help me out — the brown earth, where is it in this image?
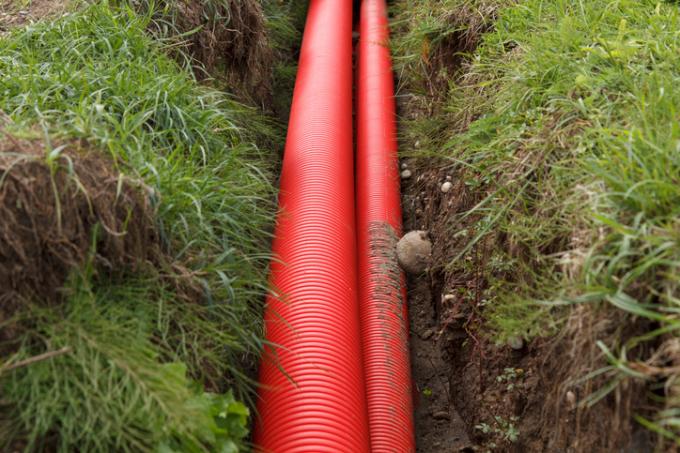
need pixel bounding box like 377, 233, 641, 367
401, 159, 654, 452
0, 128, 158, 308
141, 0, 273, 104
0, 0, 67, 32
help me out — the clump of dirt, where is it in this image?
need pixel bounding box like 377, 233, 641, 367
0, 0, 67, 32
0, 130, 158, 307
142, 0, 273, 103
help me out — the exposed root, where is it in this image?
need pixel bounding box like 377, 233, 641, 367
535, 305, 651, 451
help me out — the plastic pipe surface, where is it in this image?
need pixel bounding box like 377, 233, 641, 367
357, 0, 416, 451
253, 1, 370, 452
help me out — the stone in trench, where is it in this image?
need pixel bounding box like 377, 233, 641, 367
396, 230, 432, 274
566, 390, 577, 410
420, 329, 434, 340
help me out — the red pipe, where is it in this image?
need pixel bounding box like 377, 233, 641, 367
253, 1, 370, 452
357, 0, 416, 451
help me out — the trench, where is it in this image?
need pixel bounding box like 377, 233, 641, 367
254, 1, 415, 451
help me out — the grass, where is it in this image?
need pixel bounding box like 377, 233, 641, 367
262, 0, 307, 120
124, 0, 306, 113
0, 2, 281, 450
2, 271, 249, 452
392, 0, 501, 94
393, 0, 680, 446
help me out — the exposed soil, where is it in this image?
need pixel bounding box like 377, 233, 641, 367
0, 129, 158, 307
141, 0, 273, 104
0, 0, 67, 32
408, 268, 472, 452
401, 159, 654, 452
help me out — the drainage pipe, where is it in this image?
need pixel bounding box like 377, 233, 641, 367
253, 1, 370, 451
357, 0, 416, 451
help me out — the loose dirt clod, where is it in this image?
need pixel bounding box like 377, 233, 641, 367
397, 230, 432, 274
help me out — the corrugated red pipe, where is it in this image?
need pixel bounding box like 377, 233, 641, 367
253, 1, 370, 452
357, 0, 416, 451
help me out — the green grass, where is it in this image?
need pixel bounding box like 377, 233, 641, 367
0, 2, 279, 450
393, 0, 680, 445
2, 271, 249, 452
262, 0, 307, 120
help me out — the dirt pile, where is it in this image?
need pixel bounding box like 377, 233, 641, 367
0, 130, 158, 306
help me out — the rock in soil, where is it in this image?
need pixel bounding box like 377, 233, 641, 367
420, 329, 434, 340
508, 336, 525, 350
397, 230, 432, 274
